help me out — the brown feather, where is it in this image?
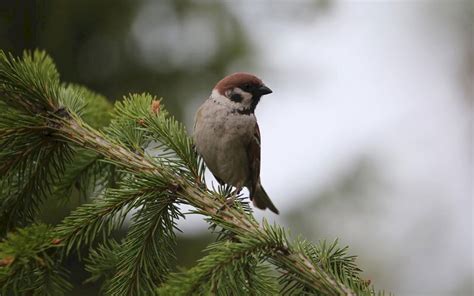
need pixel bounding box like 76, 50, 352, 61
247, 122, 261, 197
214, 72, 263, 94
247, 121, 280, 214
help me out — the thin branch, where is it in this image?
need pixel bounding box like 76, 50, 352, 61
55, 116, 356, 295
0, 50, 380, 295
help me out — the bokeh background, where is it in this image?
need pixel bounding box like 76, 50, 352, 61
1, 0, 472, 295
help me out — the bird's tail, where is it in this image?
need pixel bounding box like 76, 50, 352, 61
252, 183, 279, 214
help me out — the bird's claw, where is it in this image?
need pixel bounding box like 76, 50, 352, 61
217, 196, 237, 213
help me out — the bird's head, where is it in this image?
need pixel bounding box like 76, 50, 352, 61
212, 72, 272, 113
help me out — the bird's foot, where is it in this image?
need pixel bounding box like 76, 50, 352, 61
217, 196, 236, 213
217, 188, 241, 213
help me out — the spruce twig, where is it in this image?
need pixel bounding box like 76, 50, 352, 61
52, 77, 358, 296
0, 50, 385, 295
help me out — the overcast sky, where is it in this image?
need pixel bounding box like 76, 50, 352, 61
175, 1, 473, 295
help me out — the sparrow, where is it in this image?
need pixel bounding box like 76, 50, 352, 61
193, 72, 279, 214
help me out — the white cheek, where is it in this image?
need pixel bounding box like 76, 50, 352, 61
233, 88, 253, 107
211, 89, 240, 109
211, 88, 253, 110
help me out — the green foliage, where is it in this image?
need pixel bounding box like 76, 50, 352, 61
106, 94, 154, 152
0, 50, 386, 295
0, 50, 60, 114
0, 51, 67, 232
65, 84, 113, 129
56, 174, 167, 255
0, 50, 115, 233
105, 197, 182, 295
157, 232, 279, 295
51, 149, 111, 202
0, 224, 71, 295
51, 85, 114, 202
84, 240, 121, 293
0, 123, 74, 232
108, 93, 204, 180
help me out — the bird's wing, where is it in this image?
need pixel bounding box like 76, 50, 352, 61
247, 122, 261, 196
193, 101, 205, 131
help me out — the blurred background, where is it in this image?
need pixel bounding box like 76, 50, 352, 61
0, 0, 472, 295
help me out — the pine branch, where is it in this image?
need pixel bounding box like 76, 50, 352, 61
51, 85, 114, 202
84, 240, 121, 293
157, 233, 279, 295
0, 50, 60, 114
51, 149, 110, 202
56, 175, 166, 255
0, 134, 73, 234
53, 78, 364, 296
104, 196, 182, 295
0, 52, 113, 233
0, 224, 71, 296
0, 50, 385, 295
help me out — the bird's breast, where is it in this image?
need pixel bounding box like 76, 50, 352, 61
193, 100, 256, 186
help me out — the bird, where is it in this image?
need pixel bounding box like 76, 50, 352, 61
193, 72, 279, 214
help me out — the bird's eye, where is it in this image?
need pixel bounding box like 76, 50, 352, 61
243, 83, 251, 90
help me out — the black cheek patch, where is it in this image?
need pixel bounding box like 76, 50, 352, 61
230, 93, 243, 102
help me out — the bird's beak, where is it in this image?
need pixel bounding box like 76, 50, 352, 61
257, 85, 273, 96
